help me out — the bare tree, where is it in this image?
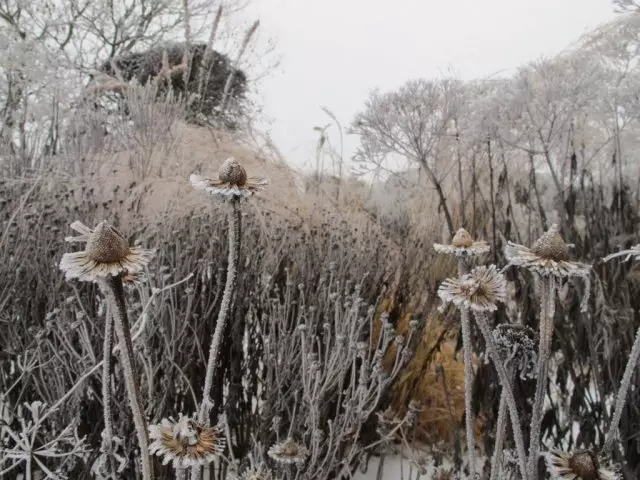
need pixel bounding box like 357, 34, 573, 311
351, 78, 463, 237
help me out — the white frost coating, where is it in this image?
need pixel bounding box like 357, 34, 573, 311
198, 199, 241, 424
100, 278, 154, 480
527, 277, 556, 480
474, 311, 529, 480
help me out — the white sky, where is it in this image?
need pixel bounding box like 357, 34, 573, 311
245, 0, 618, 172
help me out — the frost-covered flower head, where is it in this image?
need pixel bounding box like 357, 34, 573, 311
234, 466, 274, 480
545, 450, 619, 480
438, 265, 507, 312
434, 228, 490, 257
59, 220, 154, 282
190, 157, 268, 198
149, 415, 225, 468
267, 437, 309, 465
493, 324, 538, 380
505, 224, 590, 279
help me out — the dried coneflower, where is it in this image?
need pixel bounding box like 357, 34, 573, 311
438, 264, 508, 313
438, 264, 528, 480
505, 224, 589, 281
545, 450, 619, 480
493, 324, 538, 381
267, 437, 309, 465
190, 157, 267, 198
435, 233, 496, 479
149, 415, 225, 468
434, 227, 490, 257
59, 220, 155, 480
437, 264, 508, 478
60, 220, 154, 281
505, 225, 591, 480
234, 466, 274, 480
191, 157, 267, 480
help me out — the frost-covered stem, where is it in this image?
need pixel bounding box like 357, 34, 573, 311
460, 308, 477, 477
100, 276, 154, 480
176, 467, 186, 480
490, 368, 515, 480
457, 259, 476, 477
527, 277, 555, 480
474, 312, 529, 480
604, 323, 640, 453
197, 198, 241, 424
101, 302, 115, 471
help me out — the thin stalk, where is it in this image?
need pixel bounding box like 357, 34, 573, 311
457, 258, 476, 477
460, 308, 476, 477
198, 198, 241, 423
474, 312, 529, 480
101, 301, 115, 473
603, 323, 640, 453
193, 199, 241, 480
527, 277, 555, 480
490, 368, 515, 480
100, 275, 154, 480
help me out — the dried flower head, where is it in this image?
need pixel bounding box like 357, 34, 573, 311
148, 415, 225, 468
546, 450, 619, 480
59, 221, 154, 282
505, 224, 590, 279
438, 265, 507, 312
493, 324, 538, 380
190, 157, 267, 198
434, 228, 490, 257
235, 466, 274, 480
267, 437, 309, 465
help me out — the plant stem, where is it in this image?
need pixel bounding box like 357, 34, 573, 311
474, 311, 529, 480
527, 277, 555, 480
603, 323, 640, 453
101, 301, 115, 473
490, 368, 515, 480
457, 259, 476, 477
460, 308, 477, 478
193, 199, 241, 480
100, 275, 154, 480
198, 198, 241, 423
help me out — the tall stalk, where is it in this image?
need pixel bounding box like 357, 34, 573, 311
489, 369, 515, 480
474, 312, 529, 480
99, 275, 154, 480
101, 302, 116, 474
193, 199, 241, 480
527, 277, 556, 479
603, 324, 640, 453
457, 259, 476, 478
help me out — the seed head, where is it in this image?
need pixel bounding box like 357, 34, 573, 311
267, 437, 309, 465
493, 324, 538, 379
531, 224, 569, 261
149, 415, 225, 468
438, 265, 507, 312
218, 158, 248, 186
451, 228, 474, 248
546, 450, 619, 480
86, 221, 130, 263
60, 220, 154, 282
434, 228, 490, 257
190, 157, 267, 199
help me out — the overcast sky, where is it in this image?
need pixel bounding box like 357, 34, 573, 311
245, 0, 618, 172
